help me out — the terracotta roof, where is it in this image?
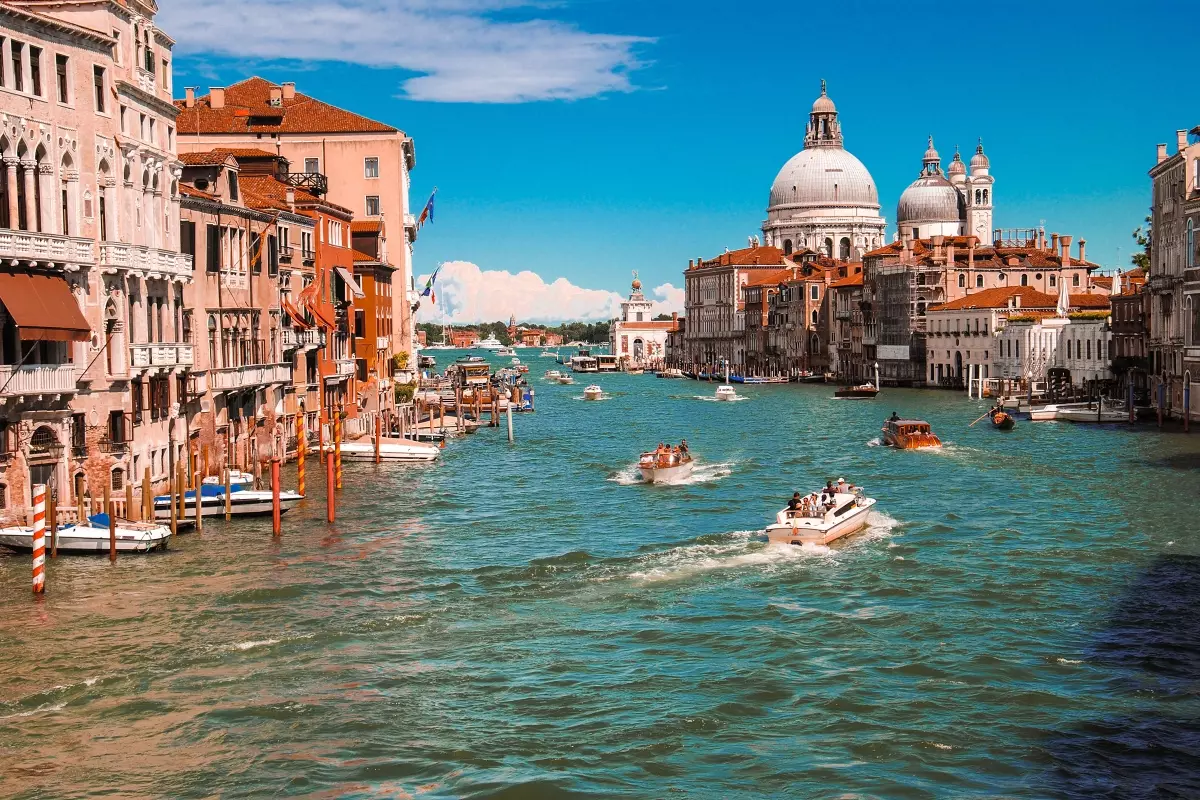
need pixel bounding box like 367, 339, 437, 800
929, 286, 1058, 312
1069, 293, 1111, 309
742, 268, 795, 288
179, 183, 216, 200
175, 77, 398, 135
238, 175, 354, 217
863, 238, 1105, 272
352, 250, 377, 263
179, 151, 235, 166
693, 245, 788, 269
351, 220, 383, 234
830, 273, 864, 288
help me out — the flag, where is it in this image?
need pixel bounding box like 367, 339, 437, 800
417, 188, 437, 229
430, 290, 436, 306
421, 266, 440, 297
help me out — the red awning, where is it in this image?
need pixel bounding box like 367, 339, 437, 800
0, 272, 90, 342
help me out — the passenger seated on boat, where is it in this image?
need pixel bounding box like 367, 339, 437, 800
679, 440, 689, 455
787, 492, 802, 511
836, 478, 847, 493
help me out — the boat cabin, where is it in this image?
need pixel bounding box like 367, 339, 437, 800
596, 355, 618, 371
455, 362, 492, 387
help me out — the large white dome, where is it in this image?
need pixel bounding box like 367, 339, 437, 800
897, 174, 964, 225
768, 147, 879, 211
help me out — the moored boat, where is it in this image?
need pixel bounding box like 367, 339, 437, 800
657, 368, 684, 379
881, 417, 941, 449
0, 514, 172, 554
1057, 403, 1129, 424
584, 385, 604, 400
715, 385, 738, 401
835, 382, 879, 399
558, 374, 575, 385
338, 438, 441, 462
637, 448, 694, 484
154, 483, 303, 520
765, 488, 876, 546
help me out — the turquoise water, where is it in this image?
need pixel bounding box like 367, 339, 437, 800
3, 350, 1199, 799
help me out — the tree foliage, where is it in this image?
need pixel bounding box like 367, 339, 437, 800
1131, 214, 1151, 271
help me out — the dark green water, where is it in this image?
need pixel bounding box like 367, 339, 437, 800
3, 355, 1199, 799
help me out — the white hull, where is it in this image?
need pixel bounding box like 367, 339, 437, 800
1057, 407, 1128, 423
766, 497, 876, 546
153, 491, 303, 520
1028, 406, 1060, 421
0, 523, 171, 554
638, 461, 694, 484
715, 386, 737, 401
337, 440, 440, 462
584, 387, 603, 400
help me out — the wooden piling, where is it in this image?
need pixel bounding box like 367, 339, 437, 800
49, 490, 57, 560
32, 484, 46, 593
142, 467, 153, 522
105, 482, 116, 562
76, 489, 85, 529
506, 398, 514, 443
297, 412, 307, 497
271, 456, 281, 537
326, 451, 336, 523
224, 466, 232, 521
125, 481, 135, 522
334, 404, 343, 491
202, 444, 210, 485
374, 414, 381, 463
169, 467, 178, 539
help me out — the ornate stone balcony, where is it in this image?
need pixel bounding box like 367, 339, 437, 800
99, 243, 193, 282
324, 358, 356, 383
209, 363, 293, 391
282, 328, 325, 351
0, 229, 94, 270
129, 343, 195, 372
0, 363, 79, 398
376, 335, 389, 351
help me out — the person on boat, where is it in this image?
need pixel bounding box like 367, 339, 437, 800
679, 439, 689, 456
787, 492, 802, 512
889, 411, 900, 422
836, 478, 847, 494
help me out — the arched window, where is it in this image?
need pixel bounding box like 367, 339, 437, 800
1187, 219, 1194, 269
1021, 274, 1029, 286
976, 274, 984, 288
823, 237, 833, 257
810, 309, 818, 326
111, 467, 124, 491
208, 314, 218, 367
975, 189, 981, 203
783, 239, 792, 256
982, 189, 989, 204
839, 237, 851, 260
958, 274, 966, 288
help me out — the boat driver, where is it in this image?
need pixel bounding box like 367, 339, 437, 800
787, 492, 802, 512
889, 411, 900, 422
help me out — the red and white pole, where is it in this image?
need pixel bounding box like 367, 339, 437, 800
32, 484, 46, 595
271, 456, 282, 537
326, 451, 336, 523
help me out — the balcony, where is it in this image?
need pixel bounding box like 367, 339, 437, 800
129, 343, 195, 371
302, 249, 315, 266
324, 358, 356, 383
282, 327, 325, 351
0, 229, 94, 269
376, 335, 389, 351
209, 363, 293, 391
100, 243, 193, 282
284, 171, 328, 197
279, 245, 295, 263
0, 363, 79, 398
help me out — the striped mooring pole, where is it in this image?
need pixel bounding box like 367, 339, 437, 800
297, 410, 306, 497
334, 404, 343, 491
32, 484, 47, 595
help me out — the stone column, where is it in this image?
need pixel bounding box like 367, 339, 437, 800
4, 159, 20, 228
21, 161, 37, 232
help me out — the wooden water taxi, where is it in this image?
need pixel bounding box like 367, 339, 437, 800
638, 448, 694, 484
881, 417, 941, 449
835, 382, 879, 399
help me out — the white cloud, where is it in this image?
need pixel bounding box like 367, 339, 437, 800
160, 0, 653, 103
415, 261, 682, 324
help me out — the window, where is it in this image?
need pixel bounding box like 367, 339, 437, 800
162, 59, 170, 90
810, 285, 819, 302
365, 196, 380, 216
109, 409, 126, 445
143, 29, 154, 73
1188, 219, 1194, 269
250, 231, 262, 273
364, 157, 379, 178
304, 158, 319, 174
180, 220, 196, 258
1020, 274, 1028, 286
0, 38, 5, 88
227, 170, 239, 201
1049, 274, 1057, 288
29, 46, 42, 96
131, 378, 144, 424
93, 65, 106, 112
267, 234, 278, 276
206, 224, 220, 272
55, 54, 69, 103
976, 275, 984, 288
354, 309, 365, 337
958, 274, 966, 288
12, 41, 25, 93
1073, 274, 1080, 287
112, 29, 121, 64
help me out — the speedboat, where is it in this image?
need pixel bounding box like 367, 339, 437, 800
1057, 403, 1129, 424
511, 357, 521, 365
204, 470, 254, 487
540, 349, 557, 358
881, 417, 942, 449
1028, 403, 1065, 421
558, 374, 575, 385
496, 347, 516, 357
638, 449, 694, 484
153, 483, 303, 520
478, 336, 503, 350
337, 438, 440, 462
0, 514, 172, 554
584, 385, 604, 400
545, 369, 562, 380
715, 385, 737, 401
765, 488, 876, 546
835, 382, 879, 399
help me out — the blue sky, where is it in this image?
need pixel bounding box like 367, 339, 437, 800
166, 0, 1198, 321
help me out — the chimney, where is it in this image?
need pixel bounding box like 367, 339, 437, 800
1157, 143, 1168, 164
1178, 130, 1189, 152
946, 241, 955, 267
932, 234, 945, 262
269, 85, 283, 106
185, 87, 195, 108
282, 82, 296, 100
1061, 235, 1072, 268
968, 237, 976, 270
688, 259, 694, 269
210, 87, 226, 109
1051, 232, 1059, 254
1078, 238, 1087, 263
672, 311, 678, 323
1014, 294, 1021, 309
286, 186, 295, 211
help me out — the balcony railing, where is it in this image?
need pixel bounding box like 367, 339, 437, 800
279, 245, 295, 263
209, 363, 293, 391
282, 328, 326, 351
324, 359, 356, 383
100, 243, 193, 281
129, 343, 195, 371
0, 229, 94, 267
284, 171, 328, 197
0, 363, 79, 397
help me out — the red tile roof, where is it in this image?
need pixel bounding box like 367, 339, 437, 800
1069, 293, 1111, 309
238, 175, 354, 217
175, 78, 398, 135
350, 220, 383, 234
352, 250, 377, 263
830, 273, 864, 288
863, 239, 1104, 272
929, 286, 1058, 312
179, 151, 235, 166
742, 268, 795, 288
179, 183, 216, 200
693, 245, 788, 269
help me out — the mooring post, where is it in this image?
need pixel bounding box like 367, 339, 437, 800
507, 398, 514, 443
271, 456, 282, 537
334, 403, 343, 491
105, 482, 116, 562
32, 484, 46, 594
297, 411, 307, 497
375, 413, 382, 464
48, 490, 58, 560
326, 451, 336, 523
224, 466, 232, 521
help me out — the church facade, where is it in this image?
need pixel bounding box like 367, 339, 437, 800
610, 276, 673, 368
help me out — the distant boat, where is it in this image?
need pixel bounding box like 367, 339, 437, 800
715, 385, 738, 401
584, 385, 604, 400
496, 346, 516, 357
478, 336, 503, 350
834, 383, 879, 399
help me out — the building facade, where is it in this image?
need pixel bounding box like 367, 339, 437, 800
609, 276, 671, 367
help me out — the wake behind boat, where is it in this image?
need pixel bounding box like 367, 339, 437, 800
0, 514, 172, 554
766, 485, 876, 546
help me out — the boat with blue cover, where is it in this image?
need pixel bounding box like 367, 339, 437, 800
0, 513, 172, 554
152, 481, 303, 520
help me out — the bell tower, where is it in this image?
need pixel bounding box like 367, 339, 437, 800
965, 138, 994, 243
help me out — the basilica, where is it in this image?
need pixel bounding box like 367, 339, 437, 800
896, 137, 994, 243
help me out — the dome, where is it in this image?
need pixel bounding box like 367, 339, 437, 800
970, 139, 990, 171
811, 79, 836, 114
948, 147, 966, 176
769, 147, 879, 210
923, 136, 940, 164
897, 174, 964, 225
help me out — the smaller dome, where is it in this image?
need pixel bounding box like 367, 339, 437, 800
948, 147, 966, 176
897, 174, 964, 226
970, 139, 990, 170
811, 80, 836, 114
631, 278, 642, 291
922, 136, 940, 164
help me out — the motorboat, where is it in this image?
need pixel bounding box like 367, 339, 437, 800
765, 488, 877, 546
496, 347, 516, 357
1057, 403, 1129, 424
637, 449, 694, 484
835, 382, 879, 399
153, 483, 303, 520
545, 369, 562, 380
540, 349, 557, 358
989, 408, 1016, 430
418, 354, 437, 369
337, 438, 441, 462
715, 384, 738, 401
657, 368, 684, 379
203, 470, 254, 487
511, 356, 521, 365
1028, 403, 1067, 421
627, 367, 644, 375
477, 336, 503, 350
0, 514, 172, 554
558, 374, 575, 385
584, 385, 604, 400
881, 417, 942, 449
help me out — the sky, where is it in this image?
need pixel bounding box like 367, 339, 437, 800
165, 0, 1200, 323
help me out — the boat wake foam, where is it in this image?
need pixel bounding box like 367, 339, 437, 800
627, 530, 830, 583
866, 437, 883, 447
692, 395, 750, 402
608, 461, 734, 486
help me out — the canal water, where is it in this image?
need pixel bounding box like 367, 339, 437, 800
2, 352, 1199, 799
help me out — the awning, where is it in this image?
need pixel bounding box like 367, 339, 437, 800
0, 272, 91, 342
334, 266, 365, 299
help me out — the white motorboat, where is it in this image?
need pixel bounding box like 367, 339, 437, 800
203, 470, 254, 487
1056, 403, 1129, 424
638, 450, 694, 484
558, 374, 575, 385
511, 357, 521, 365
715, 385, 738, 401
584, 385, 604, 400
496, 347, 516, 357
153, 483, 303, 520
540, 350, 557, 358
478, 336, 503, 350
765, 489, 877, 546
1027, 403, 1065, 421
0, 514, 172, 554
657, 368, 684, 379
337, 438, 440, 462
545, 369, 562, 380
